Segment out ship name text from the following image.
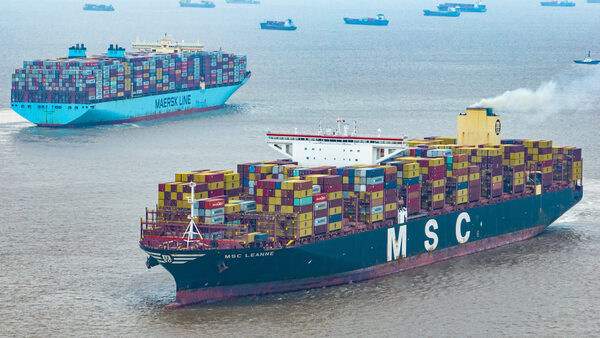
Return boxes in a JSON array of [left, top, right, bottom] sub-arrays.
[[387, 212, 473, 262], [155, 94, 192, 109], [224, 251, 275, 259]]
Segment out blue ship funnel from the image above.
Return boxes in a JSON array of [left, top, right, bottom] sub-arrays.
[[107, 44, 126, 58], [68, 43, 87, 58]]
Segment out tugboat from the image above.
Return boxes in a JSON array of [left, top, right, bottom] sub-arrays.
[[540, 1, 576, 6], [179, 0, 216, 8], [260, 19, 297, 31], [83, 4, 114, 11], [573, 51, 600, 64], [423, 8, 461, 16], [343, 14, 389, 26]]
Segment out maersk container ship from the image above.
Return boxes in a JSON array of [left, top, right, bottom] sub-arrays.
[[139, 109, 583, 307], [10, 37, 250, 127]]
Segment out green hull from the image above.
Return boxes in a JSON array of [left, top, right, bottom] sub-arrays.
[[141, 186, 582, 307]]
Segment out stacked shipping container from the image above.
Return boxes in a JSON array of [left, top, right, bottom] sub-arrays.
[[11, 47, 247, 104]]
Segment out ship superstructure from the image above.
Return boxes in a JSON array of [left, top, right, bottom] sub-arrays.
[[266, 120, 407, 166]]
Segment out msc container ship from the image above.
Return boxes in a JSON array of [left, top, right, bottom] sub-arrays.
[[10, 37, 250, 127], [139, 109, 583, 308]]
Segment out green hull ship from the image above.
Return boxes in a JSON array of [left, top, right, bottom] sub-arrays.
[[140, 108, 583, 307]]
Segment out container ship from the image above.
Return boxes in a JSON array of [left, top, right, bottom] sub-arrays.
[[260, 19, 297, 30], [540, 0, 576, 6], [179, 0, 216, 8], [10, 37, 250, 127], [83, 4, 114, 11], [424, 9, 461, 16], [139, 109, 583, 308], [437, 2, 487, 12], [343, 14, 389, 26]]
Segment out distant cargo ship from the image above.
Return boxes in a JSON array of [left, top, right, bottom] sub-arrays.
[[574, 51, 599, 64], [343, 14, 389, 26], [587, 0, 600, 3], [226, 0, 260, 3], [260, 19, 297, 30], [10, 38, 250, 127], [83, 4, 114, 11], [540, 1, 576, 6], [424, 9, 461, 16], [139, 109, 583, 307], [179, 0, 216, 8], [437, 2, 487, 12]]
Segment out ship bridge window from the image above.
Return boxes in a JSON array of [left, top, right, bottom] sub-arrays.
[[27, 105, 31, 108]]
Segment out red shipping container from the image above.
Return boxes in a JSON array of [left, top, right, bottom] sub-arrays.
[[313, 193, 327, 203], [208, 189, 224, 197]]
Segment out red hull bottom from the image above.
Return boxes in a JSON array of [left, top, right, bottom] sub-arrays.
[[167, 224, 547, 308], [35, 105, 225, 128]]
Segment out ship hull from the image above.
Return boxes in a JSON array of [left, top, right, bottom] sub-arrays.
[[179, 2, 215, 8], [260, 24, 297, 30], [142, 186, 582, 308], [540, 2, 576, 6], [11, 75, 248, 127], [343, 18, 389, 26], [424, 10, 461, 16], [573, 60, 600, 64]]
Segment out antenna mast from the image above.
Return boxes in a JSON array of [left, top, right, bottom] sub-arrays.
[[182, 182, 203, 247]]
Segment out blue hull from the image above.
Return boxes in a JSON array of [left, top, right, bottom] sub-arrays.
[[343, 18, 389, 26], [11, 76, 249, 127], [260, 23, 296, 30], [424, 9, 461, 16], [180, 2, 215, 7], [540, 2, 576, 6], [437, 6, 486, 12], [574, 60, 600, 64]]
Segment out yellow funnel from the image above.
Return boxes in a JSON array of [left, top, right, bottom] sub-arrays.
[[457, 108, 501, 146]]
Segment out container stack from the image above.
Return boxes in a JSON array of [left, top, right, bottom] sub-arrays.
[[389, 161, 421, 215], [499, 144, 525, 194], [468, 165, 481, 202], [416, 157, 446, 211], [303, 175, 343, 233], [193, 198, 226, 224], [523, 140, 553, 187], [11, 47, 247, 105], [464, 148, 502, 199], [255, 179, 313, 238], [158, 181, 208, 208], [566, 147, 582, 182], [341, 167, 388, 224], [237, 160, 297, 195], [445, 153, 469, 205]]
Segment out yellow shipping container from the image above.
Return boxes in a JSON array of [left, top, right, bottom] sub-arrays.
[[385, 203, 397, 212], [458, 175, 468, 183], [299, 228, 312, 237], [329, 206, 342, 215], [433, 193, 444, 202], [370, 213, 384, 222], [329, 221, 342, 231], [208, 181, 224, 190], [298, 212, 312, 221], [225, 181, 240, 190], [274, 189, 281, 197], [256, 204, 263, 212], [327, 191, 343, 200], [542, 166, 552, 174], [457, 189, 468, 197], [294, 189, 311, 198], [268, 205, 275, 212], [298, 220, 312, 229], [370, 191, 384, 199], [225, 203, 241, 214], [268, 197, 282, 205], [256, 188, 263, 196], [492, 175, 502, 183], [281, 205, 294, 213], [433, 179, 445, 188]]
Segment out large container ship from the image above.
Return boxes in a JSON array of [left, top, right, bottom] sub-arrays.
[[83, 4, 114, 11], [437, 2, 487, 12], [10, 37, 250, 127], [343, 14, 389, 26], [139, 109, 583, 308], [540, 0, 576, 6]]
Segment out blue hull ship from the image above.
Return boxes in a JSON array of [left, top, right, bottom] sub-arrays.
[[424, 9, 461, 16], [541, 1, 576, 6], [260, 19, 297, 30], [179, 0, 216, 8], [83, 4, 114, 11], [11, 74, 249, 127], [343, 14, 389, 26], [437, 2, 487, 12]]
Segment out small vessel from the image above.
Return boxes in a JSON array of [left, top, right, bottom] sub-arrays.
[[343, 14, 389, 26], [587, 0, 600, 3], [260, 19, 297, 31], [424, 8, 461, 16], [226, 0, 260, 3], [437, 2, 487, 12], [540, 1, 576, 6], [83, 4, 114, 11], [179, 0, 216, 8], [573, 51, 600, 64]]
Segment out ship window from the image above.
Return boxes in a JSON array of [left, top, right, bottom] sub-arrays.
[[355, 159, 358, 162], [304, 147, 307, 150], [306, 157, 309, 160], [21, 105, 24, 108], [68, 106, 72, 109], [312, 148, 314, 150], [357, 150, 360, 152]]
